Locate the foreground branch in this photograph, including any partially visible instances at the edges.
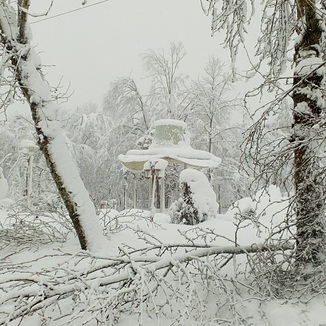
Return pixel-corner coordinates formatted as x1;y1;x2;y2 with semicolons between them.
0;241;294;325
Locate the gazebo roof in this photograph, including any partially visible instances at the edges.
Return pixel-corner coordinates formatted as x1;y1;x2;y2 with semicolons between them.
118;119;221;172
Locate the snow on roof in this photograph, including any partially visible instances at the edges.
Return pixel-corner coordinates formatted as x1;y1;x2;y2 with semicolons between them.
118;147;221;172
151;119;190;148
118;119;221;172
153;119;187;128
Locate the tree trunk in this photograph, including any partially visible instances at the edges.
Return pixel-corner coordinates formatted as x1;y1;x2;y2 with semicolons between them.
0;1;105;250
292;0;326;264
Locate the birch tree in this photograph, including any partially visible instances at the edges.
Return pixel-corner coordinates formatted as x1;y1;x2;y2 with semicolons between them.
203;0;326;264
189;57;242;170
0;1;105;250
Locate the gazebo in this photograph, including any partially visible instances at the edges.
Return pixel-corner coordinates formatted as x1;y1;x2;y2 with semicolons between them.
118;119;221;211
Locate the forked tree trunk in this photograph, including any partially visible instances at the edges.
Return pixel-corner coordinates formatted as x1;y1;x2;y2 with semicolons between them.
292;0;326;264
0;1;105;250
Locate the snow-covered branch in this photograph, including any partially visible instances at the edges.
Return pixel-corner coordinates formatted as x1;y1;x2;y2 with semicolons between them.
0;240;294;325
18;0;54;18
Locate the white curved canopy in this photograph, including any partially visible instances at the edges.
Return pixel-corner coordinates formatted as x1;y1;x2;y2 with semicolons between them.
118;119;221;172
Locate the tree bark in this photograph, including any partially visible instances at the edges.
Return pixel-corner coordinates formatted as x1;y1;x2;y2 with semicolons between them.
292;0;326;264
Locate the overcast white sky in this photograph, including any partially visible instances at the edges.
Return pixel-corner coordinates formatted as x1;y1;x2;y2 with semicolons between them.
28;0;232;110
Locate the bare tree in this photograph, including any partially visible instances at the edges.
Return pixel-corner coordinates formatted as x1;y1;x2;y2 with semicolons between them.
203;0;326;265
187;57;248;211
0;1;104;250
189;56;242;175
191;58;230;153
103;78;149;131
144;42;191;120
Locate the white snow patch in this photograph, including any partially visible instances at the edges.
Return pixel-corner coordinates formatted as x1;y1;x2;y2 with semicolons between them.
153;212;171;223
19;139;38;151
226;185;288;228
294;102;310;114
295;56;324;76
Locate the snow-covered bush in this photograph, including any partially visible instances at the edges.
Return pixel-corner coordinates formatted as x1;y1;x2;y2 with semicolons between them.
226;185;286;221
226;184;294;280
170;168;219;225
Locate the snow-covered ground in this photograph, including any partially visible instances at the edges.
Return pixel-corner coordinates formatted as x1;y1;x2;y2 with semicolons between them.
0;201;325;325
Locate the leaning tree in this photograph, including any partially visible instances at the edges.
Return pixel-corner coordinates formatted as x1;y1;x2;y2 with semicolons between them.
203;0;326;265
0;0;105;250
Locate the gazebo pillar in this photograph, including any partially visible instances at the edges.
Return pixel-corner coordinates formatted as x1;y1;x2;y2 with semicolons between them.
161;176;165;212
133;174;137;208
144;159;168;213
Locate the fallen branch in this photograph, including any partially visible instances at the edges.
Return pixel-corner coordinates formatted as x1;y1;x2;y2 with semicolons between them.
0;241;294;325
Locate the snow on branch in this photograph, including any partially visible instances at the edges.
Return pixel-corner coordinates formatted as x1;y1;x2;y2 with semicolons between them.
255;0;295;77
202;0;311;79
0;241;293;325
204;0;255;67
